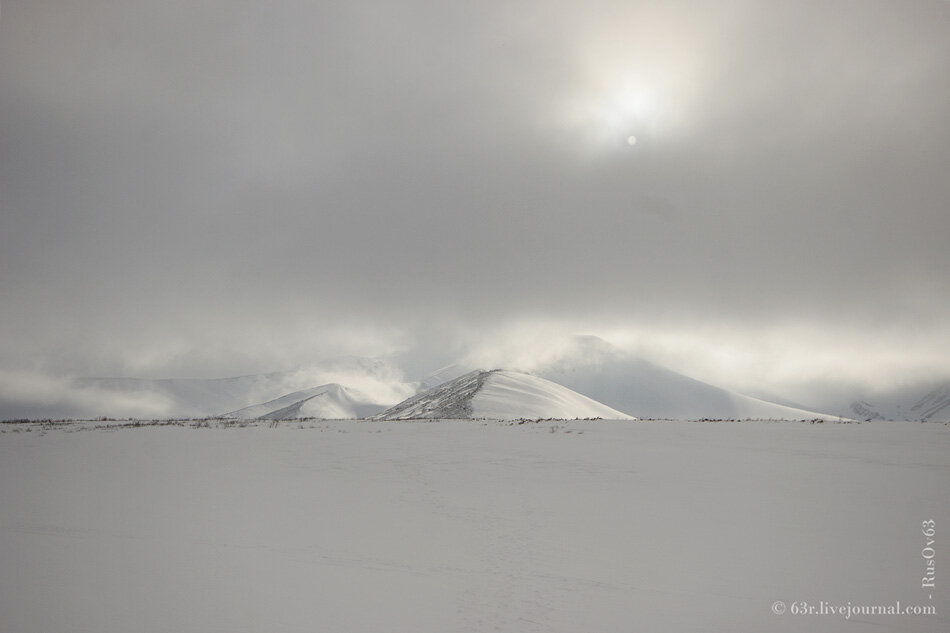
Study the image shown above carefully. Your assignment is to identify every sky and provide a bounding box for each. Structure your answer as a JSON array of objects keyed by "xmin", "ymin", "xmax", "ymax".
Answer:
[{"xmin": 1, "ymin": 0, "xmax": 948, "ymax": 411}]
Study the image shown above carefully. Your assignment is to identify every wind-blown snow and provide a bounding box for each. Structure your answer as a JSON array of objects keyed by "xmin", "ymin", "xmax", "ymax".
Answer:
[
  {"xmin": 376, "ymin": 370, "xmax": 635, "ymax": 420},
  {"xmin": 221, "ymin": 383, "xmax": 386, "ymax": 420},
  {"xmin": 45, "ymin": 357, "xmax": 415, "ymax": 419}
]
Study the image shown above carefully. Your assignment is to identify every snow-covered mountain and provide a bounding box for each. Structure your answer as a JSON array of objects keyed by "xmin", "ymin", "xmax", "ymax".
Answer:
[
  {"xmin": 375, "ymin": 369, "xmax": 635, "ymax": 420},
  {"xmin": 221, "ymin": 383, "xmax": 387, "ymax": 420},
  {"xmin": 845, "ymin": 382, "xmax": 950, "ymax": 421},
  {"xmin": 4, "ymin": 340, "xmax": 881, "ymax": 421},
  {"xmin": 418, "ymin": 363, "xmax": 469, "ymax": 391},
  {"xmin": 426, "ymin": 336, "xmax": 841, "ymax": 420},
  {"xmin": 534, "ymin": 336, "xmax": 841, "ymax": 419},
  {"xmin": 60, "ymin": 356, "xmax": 414, "ymax": 419},
  {"xmin": 911, "ymin": 384, "xmax": 950, "ymax": 420}
]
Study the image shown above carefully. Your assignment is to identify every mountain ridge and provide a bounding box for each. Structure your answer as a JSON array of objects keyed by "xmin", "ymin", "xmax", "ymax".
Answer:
[
  {"xmin": 375, "ymin": 369, "xmax": 635, "ymax": 421},
  {"xmin": 222, "ymin": 383, "xmax": 386, "ymax": 420}
]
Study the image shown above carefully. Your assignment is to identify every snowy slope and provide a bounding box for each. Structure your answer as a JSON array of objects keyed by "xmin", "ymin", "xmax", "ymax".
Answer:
[
  {"xmin": 911, "ymin": 384, "xmax": 950, "ymax": 419},
  {"xmin": 221, "ymin": 383, "xmax": 386, "ymax": 420},
  {"xmin": 534, "ymin": 336, "xmax": 841, "ymax": 419},
  {"xmin": 418, "ymin": 336, "xmax": 840, "ymax": 420},
  {"xmin": 845, "ymin": 381, "xmax": 950, "ymax": 421},
  {"xmin": 376, "ymin": 369, "xmax": 635, "ymax": 420}
]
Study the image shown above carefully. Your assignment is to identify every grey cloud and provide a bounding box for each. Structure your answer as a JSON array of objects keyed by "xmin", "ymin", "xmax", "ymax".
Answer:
[{"xmin": 0, "ymin": 0, "xmax": 947, "ymax": 393}]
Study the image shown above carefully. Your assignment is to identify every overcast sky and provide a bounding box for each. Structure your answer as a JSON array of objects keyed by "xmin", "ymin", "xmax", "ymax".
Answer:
[{"xmin": 1, "ymin": 0, "xmax": 948, "ymax": 399}]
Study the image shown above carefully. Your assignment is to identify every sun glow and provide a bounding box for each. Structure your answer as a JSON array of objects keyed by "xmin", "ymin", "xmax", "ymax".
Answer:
[
  {"xmin": 598, "ymin": 85, "xmax": 659, "ymax": 137},
  {"xmin": 546, "ymin": 8, "xmax": 711, "ymax": 157},
  {"xmin": 559, "ymin": 82, "xmax": 665, "ymax": 153}
]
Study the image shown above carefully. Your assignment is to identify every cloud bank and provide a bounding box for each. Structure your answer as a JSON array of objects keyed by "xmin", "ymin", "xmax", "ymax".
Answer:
[{"xmin": 1, "ymin": 0, "xmax": 947, "ymax": 413}]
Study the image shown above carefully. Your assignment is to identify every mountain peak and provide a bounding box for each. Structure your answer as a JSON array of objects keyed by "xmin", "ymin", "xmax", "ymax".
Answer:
[{"xmin": 375, "ymin": 369, "xmax": 634, "ymax": 421}]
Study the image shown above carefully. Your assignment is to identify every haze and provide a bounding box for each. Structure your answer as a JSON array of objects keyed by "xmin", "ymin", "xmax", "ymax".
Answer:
[{"xmin": 1, "ymin": 1, "xmax": 948, "ymax": 415}]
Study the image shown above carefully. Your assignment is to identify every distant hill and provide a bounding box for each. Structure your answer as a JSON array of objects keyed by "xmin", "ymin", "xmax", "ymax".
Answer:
[
  {"xmin": 221, "ymin": 383, "xmax": 386, "ymax": 420},
  {"xmin": 420, "ymin": 336, "xmax": 841, "ymax": 420},
  {"xmin": 375, "ymin": 369, "xmax": 635, "ymax": 421},
  {"xmin": 59, "ymin": 356, "xmax": 413, "ymax": 419},
  {"xmin": 845, "ymin": 382, "xmax": 950, "ymax": 421},
  {"xmin": 533, "ymin": 336, "xmax": 840, "ymax": 419}
]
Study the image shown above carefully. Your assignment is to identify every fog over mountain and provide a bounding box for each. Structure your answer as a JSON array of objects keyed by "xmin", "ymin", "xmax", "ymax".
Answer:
[{"xmin": 1, "ymin": 1, "xmax": 948, "ymax": 416}]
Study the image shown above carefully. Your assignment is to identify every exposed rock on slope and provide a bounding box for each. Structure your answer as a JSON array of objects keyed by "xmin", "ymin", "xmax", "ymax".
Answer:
[{"xmin": 375, "ymin": 370, "xmax": 635, "ymax": 421}]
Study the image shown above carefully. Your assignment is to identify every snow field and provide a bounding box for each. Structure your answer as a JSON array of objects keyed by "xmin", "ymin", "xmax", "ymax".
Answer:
[{"xmin": 0, "ymin": 419, "xmax": 947, "ymax": 632}]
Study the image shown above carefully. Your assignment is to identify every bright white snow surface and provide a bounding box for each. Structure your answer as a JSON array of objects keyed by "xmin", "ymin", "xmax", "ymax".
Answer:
[
  {"xmin": 1, "ymin": 419, "xmax": 947, "ymax": 633},
  {"xmin": 474, "ymin": 370, "xmax": 635, "ymax": 420},
  {"xmin": 377, "ymin": 369, "xmax": 635, "ymax": 420}
]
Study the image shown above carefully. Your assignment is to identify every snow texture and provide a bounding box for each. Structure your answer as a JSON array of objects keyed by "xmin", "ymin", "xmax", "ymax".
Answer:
[
  {"xmin": 0, "ymin": 418, "xmax": 946, "ymax": 632},
  {"xmin": 376, "ymin": 369, "xmax": 635, "ymax": 420}
]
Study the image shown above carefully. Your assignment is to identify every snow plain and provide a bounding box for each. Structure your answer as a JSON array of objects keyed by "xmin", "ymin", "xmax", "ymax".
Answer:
[{"xmin": 1, "ymin": 418, "xmax": 947, "ymax": 633}]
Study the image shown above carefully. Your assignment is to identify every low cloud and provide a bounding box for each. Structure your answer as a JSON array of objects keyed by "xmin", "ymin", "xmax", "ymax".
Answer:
[
  {"xmin": 0, "ymin": 370, "xmax": 173, "ymax": 420},
  {"xmin": 1, "ymin": 1, "xmax": 947, "ymax": 414}
]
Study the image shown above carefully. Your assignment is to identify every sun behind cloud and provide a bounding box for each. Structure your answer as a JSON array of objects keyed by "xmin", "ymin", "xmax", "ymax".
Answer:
[{"xmin": 544, "ymin": 5, "xmax": 715, "ymax": 157}]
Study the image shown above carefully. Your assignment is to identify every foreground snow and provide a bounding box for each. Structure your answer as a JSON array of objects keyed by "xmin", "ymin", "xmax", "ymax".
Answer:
[{"xmin": 1, "ymin": 419, "xmax": 947, "ymax": 632}]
